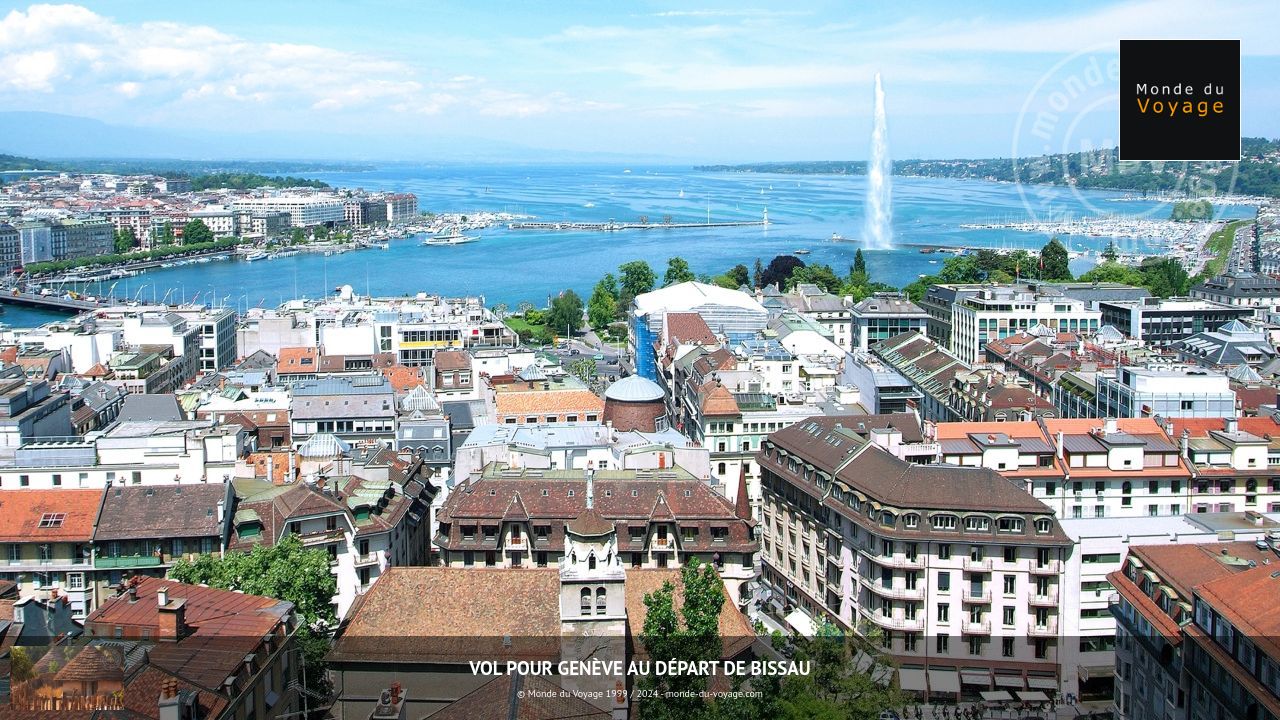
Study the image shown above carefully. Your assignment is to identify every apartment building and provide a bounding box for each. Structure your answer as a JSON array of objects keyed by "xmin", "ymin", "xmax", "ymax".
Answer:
[
  {"xmin": 850, "ymin": 293, "xmax": 929, "ymax": 352},
  {"xmin": 1109, "ymin": 541, "xmax": 1280, "ymax": 720},
  {"xmin": 231, "ymin": 195, "xmax": 345, "ymax": 226},
  {"xmin": 290, "ymin": 375, "xmax": 397, "ymax": 446},
  {"xmin": 773, "ymin": 283, "xmax": 855, "ymax": 351},
  {"xmin": 0, "ymin": 364, "xmax": 74, "ymax": 462},
  {"xmin": 1099, "ymin": 297, "xmax": 1252, "ymax": 346},
  {"xmin": 1092, "ymin": 366, "xmax": 1238, "ymax": 419},
  {"xmin": 384, "ymin": 193, "xmax": 419, "ymax": 223},
  {"xmin": 872, "ymin": 331, "xmax": 970, "ymax": 422},
  {"xmin": 0, "ymin": 222, "xmax": 21, "ymax": 272},
  {"xmin": 950, "ymin": 285, "xmax": 1101, "ymax": 364},
  {"xmin": 433, "ymin": 464, "xmax": 759, "ymax": 605},
  {"xmin": 1169, "ymin": 416, "xmax": 1280, "ymax": 514},
  {"xmin": 0, "ymin": 489, "xmax": 100, "ymax": 617},
  {"xmin": 1191, "ymin": 270, "xmax": 1280, "ymax": 317},
  {"xmin": 759, "ymin": 416, "xmax": 1073, "ymax": 698}
]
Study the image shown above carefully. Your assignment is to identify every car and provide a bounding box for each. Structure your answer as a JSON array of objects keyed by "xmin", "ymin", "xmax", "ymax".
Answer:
[
  {"xmin": 593, "ymin": 353, "xmax": 604, "ymax": 360},
  {"xmin": 877, "ymin": 712, "xmax": 902, "ymax": 720},
  {"xmin": 569, "ymin": 349, "xmax": 580, "ymax": 355}
]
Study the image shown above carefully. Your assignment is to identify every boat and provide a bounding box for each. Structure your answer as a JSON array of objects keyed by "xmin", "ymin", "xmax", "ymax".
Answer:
[
  {"xmin": 831, "ymin": 233, "xmax": 846, "ymax": 241},
  {"xmin": 243, "ymin": 250, "xmax": 268, "ymax": 262},
  {"xmin": 794, "ymin": 249, "xmax": 811, "ymax": 255},
  {"xmin": 583, "ymin": 202, "xmax": 596, "ymax": 208},
  {"xmin": 424, "ymin": 229, "xmax": 479, "ymax": 246},
  {"xmin": 920, "ymin": 248, "xmax": 937, "ymax": 254}
]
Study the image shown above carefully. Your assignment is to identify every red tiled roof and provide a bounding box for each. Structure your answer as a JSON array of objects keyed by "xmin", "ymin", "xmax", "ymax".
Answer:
[
  {"xmin": 665, "ymin": 312, "xmax": 718, "ymax": 346},
  {"xmin": 276, "ymin": 347, "xmax": 317, "ymax": 374},
  {"xmin": 1169, "ymin": 416, "xmax": 1280, "ymax": 438},
  {"xmin": 0, "ymin": 489, "xmax": 101, "ymax": 542},
  {"xmin": 380, "ymin": 365, "xmax": 424, "ymax": 393},
  {"xmin": 433, "ymin": 349, "xmax": 472, "ymax": 371}
]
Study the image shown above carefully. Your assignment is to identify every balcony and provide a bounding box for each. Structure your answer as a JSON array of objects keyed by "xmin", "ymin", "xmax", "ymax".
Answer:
[
  {"xmin": 506, "ymin": 536, "xmax": 526, "ymax": 550},
  {"xmin": 1029, "ymin": 560, "xmax": 1062, "ymax": 575},
  {"xmin": 1028, "ymin": 618, "xmax": 1059, "ymax": 636},
  {"xmin": 961, "ymin": 619, "xmax": 992, "ymax": 634},
  {"xmin": 861, "ymin": 548, "xmax": 924, "ymax": 569},
  {"xmin": 1029, "ymin": 592, "xmax": 1059, "ymax": 607},
  {"xmin": 299, "ymin": 529, "xmax": 345, "ymax": 547},
  {"xmin": 353, "ymin": 552, "xmax": 381, "ymax": 567},
  {"xmin": 864, "ymin": 579, "xmax": 925, "ymax": 601},
  {"xmin": 868, "ymin": 613, "xmax": 924, "ymax": 631},
  {"xmin": 963, "ymin": 557, "xmax": 993, "ymax": 571},
  {"xmin": 963, "ymin": 588, "xmax": 992, "ymax": 603},
  {"xmin": 651, "ymin": 537, "xmax": 675, "ymax": 552},
  {"xmin": 6, "ymin": 558, "xmax": 93, "ymax": 570},
  {"xmin": 96, "ymin": 555, "xmax": 164, "ymax": 569}
]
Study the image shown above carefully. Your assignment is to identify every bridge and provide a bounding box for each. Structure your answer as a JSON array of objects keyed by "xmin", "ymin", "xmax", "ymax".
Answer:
[{"xmin": 0, "ymin": 289, "xmax": 105, "ymax": 313}]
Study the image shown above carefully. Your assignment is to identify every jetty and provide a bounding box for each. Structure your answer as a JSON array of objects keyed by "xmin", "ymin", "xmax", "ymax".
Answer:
[
  {"xmin": 508, "ymin": 211, "xmax": 770, "ymax": 233},
  {"xmin": 0, "ymin": 289, "xmax": 106, "ymax": 312}
]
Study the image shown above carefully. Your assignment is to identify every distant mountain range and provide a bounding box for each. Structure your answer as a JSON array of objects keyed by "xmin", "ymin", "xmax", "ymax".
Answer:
[
  {"xmin": 0, "ymin": 111, "xmax": 676, "ymax": 166},
  {"xmin": 696, "ymin": 138, "xmax": 1280, "ymax": 197}
]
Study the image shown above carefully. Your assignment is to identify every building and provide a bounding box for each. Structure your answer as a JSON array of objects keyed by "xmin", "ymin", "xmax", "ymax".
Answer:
[
  {"xmin": 0, "ymin": 222, "xmax": 21, "ymax": 272},
  {"xmin": 1169, "ymin": 416, "xmax": 1280, "ymax": 514},
  {"xmin": 242, "ymin": 210, "xmax": 291, "ymax": 239},
  {"xmin": 431, "ymin": 349, "xmax": 474, "ymax": 398},
  {"xmin": 488, "ymin": 369, "xmax": 604, "ymax": 426},
  {"xmin": 1093, "ymin": 365, "xmax": 1238, "ymax": 419},
  {"xmin": 434, "ymin": 463, "xmax": 758, "ymax": 605},
  {"xmin": 774, "ymin": 284, "xmax": 855, "ymax": 351},
  {"xmin": 228, "ymin": 443, "xmax": 435, "ymax": 618},
  {"xmin": 950, "ymin": 285, "xmax": 1101, "ymax": 364},
  {"xmin": 290, "ymin": 376, "xmax": 397, "ymax": 446},
  {"xmin": 328, "ymin": 561, "xmax": 755, "ymax": 720},
  {"xmin": 15, "ymin": 217, "xmax": 113, "ymax": 264},
  {"xmin": 384, "ymin": 193, "xmax": 418, "ymax": 223},
  {"xmin": 839, "ymin": 351, "xmax": 924, "ymax": 415},
  {"xmin": 71, "ymin": 577, "xmax": 301, "ymax": 720},
  {"xmin": 758, "ymin": 416, "xmax": 1074, "ymax": 698},
  {"xmin": 850, "ymin": 293, "xmax": 929, "ymax": 352},
  {"xmin": 1191, "ymin": 270, "xmax": 1280, "ymax": 317},
  {"xmin": 94, "ymin": 206, "xmax": 154, "ymax": 246},
  {"xmin": 0, "ymin": 488, "xmax": 100, "ymax": 617},
  {"xmin": 630, "ymin": 282, "xmax": 769, "ymax": 381},
  {"xmin": 602, "ymin": 375, "xmax": 667, "ymax": 432},
  {"xmin": 187, "ymin": 207, "xmax": 239, "ymax": 238},
  {"xmin": 1174, "ymin": 319, "xmax": 1279, "ymax": 371},
  {"xmin": 230, "ymin": 195, "xmax": 345, "ymax": 227},
  {"xmin": 91, "ymin": 483, "xmax": 230, "ymax": 606},
  {"xmin": 0, "ymin": 365, "xmax": 74, "ymax": 463},
  {"xmin": 1098, "ymin": 297, "xmax": 1252, "ymax": 346},
  {"xmin": 1108, "ymin": 541, "xmax": 1280, "ymax": 720},
  {"xmin": 871, "ymin": 331, "xmax": 970, "ymax": 422}
]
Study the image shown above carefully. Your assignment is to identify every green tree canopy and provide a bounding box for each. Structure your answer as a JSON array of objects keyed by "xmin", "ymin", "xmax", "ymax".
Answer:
[
  {"xmin": 619, "ymin": 260, "xmax": 657, "ymax": 298},
  {"xmin": 759, "ymin": 255, "xmax": 806, "ymax": 290},
  {"xmin": 546, "ymin": 289, "xmax": 585, "ymax": 336},
  {"xmin": 789, "ymin": 262, "xmax": 842, "ymax": 293},
  {"xmin": 664, "ymin": 257, "xmax": 696, "ymax": 286},
  {"xmin": 113, "ymin": 228, "xmax": 137, "ymax": 254},
  {"xmin": 1039, "ymin": 238, "xmax": 1072, "ymax": 281},
  {"xmin": 181, "ymin": 218, "xmax": 214, "ymax": 246},
  {"xmin": 637, "ymin": 559, "xmax": 725, "ymax": 720},
  {"xmin": 588, "ymin": 275, "xmax": 620, "ymax": 329},
  {"xmin": 853, "ymin": 249, "xmax": 867, "ymax": 276},
  {"xmin": 726, "ymin": 263, "xmax": 750, "ymax": 288}
]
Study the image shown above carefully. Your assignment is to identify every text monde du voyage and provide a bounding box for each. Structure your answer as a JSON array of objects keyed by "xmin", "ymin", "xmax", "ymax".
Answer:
[{"xmin": 1134, "ymin": 82, "xmax": 1228, "ymax": 118}]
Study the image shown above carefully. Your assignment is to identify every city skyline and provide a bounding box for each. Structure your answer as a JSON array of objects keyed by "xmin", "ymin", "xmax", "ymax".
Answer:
[{"xmin": 1, "ymin": 0, "xmax": 1278, "ymax": 162}]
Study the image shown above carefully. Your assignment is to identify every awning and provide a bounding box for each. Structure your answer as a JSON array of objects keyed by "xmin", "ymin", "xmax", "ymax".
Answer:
[
  {"xmin": 1017, "ymin": 690, "xmax": 1050, "ymax": 702},
  {"xmin": 928, "ymin": 668, "xmax": 961, "ymax": 694},
  {"xmin": 898, "ymin": 667, "xmax": 928, "ymax": 692},
  {"xmin": 994, "ymin": 674, "xmax": 1023, "ymax": 688},
  {"xmin": 1026, "ymin": 677, "xmax": 1059, "ymax": 690},
  {"xmin": 980, "ymin": 690, "xmax": 1013, "ymax": 702},
  {"xmin": 960, "ymin": 669, "xmax": 990, "ymax": 685},
  {"xmin": 784, "ymin": 609, "xmax": 816, "ymax": 638}
]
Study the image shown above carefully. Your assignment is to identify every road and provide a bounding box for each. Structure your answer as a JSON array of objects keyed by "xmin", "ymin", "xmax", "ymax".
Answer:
[{"xmin": 545, "ymin": 335, "xmax": 626, "ymax": 383}]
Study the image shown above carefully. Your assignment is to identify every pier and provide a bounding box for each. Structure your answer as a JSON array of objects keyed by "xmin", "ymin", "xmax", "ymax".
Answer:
[{"xmin": 508, "ymin": 213, "xmax": 769, "ymax": 233}]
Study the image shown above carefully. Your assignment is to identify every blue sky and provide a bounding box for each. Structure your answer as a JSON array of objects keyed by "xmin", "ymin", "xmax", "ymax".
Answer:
[{"xmin": 0, "ymin": 1, "xmax": 1277, "ymax": 161}]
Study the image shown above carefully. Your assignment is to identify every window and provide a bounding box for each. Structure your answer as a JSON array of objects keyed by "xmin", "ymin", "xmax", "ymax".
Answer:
[
  {"xmin": 996, "ymin": 517, "xmax": 1024, "ymax": 533},
  {"xmin": 1003, "ymin": 607, "xmax": 1015, "ymax": 626},
  {"xmin": 51, "ymin": 474, "xmax": 61, "ymax": 487},
  {"xmin": 937, "ymin": 572, "xmax": 950, "ymax": 592},
  {"xmin": 37, "ymin": 513, "xmax": 65, "ymax": 529},
  {"xmin": 1003, "ymin": 546, "xmax": 1017, "ymax": 563},
  {"xmin": 595, "ymin": 588, "xmax": 607, "ymax": 615},
  {"xmin": 938, "ymin": 544, "xmax": 951, "ymax": 560},
  {"xmin": 580, "ymin": 588, "xmax": 592, "ymax": 616},
  {"xmin": 1002, "ymin": 637, "xmax": 1015, "ymax": 657},
  {"xmin": 936, "ymin": 635, "xmax": 949, "ymax": 654},
  {"xmin": 19, "ymin": 475, "xmax": 29, "ymax": 487},
  {"xmin": 485, "ymin": 551, "xmax": 496, "ymax": 567},
  {"xmin": 1002, "ymin": 575, "xmax": 1016, "ymax": 595}
]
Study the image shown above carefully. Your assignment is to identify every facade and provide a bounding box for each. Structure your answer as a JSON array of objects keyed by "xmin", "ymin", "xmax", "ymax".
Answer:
[
  {"xmin": 187, "ymin": 207, "xmax": 240, "ymax": 237},
  {"xmin": 851, "ymin": 293, "xmax": 929, "ymax": 352},
  {"xmin": 1191, "ymin": 270, "xmax": 1280, "ymax": 317},
  {"xmin": 631, "ymin": 282, "xmax": 769, "ymax": 381},
  {"xmin": 775, "ymin": 284, "xmax": 855, "ymax": 351},
  {"xmin": 16, "ymin": 217, "xmax": 113, "ymax": 264},
  {"xmin": 872, "ymin": 330, "xmax": 970, "ymax": 422},
  {"xmin": 1108, "ymin": 541, "xmax": 1280, "ymax": 720},
  {"xmin": 0, "ymin": 488, "xmax": 100, "ymax": 617},
  {"xmin": 290, "ymin": 375, "xmax": 397, "ymax": 445},
  {"xmin": 433, "ymin": 464, "xmax": 758, "ymax": 606},
  {"xmin": 759, "ymin": 416, "xmax": 1074, "ymax": 698},
  {"xmin": 1094, "ymin": 366, "xmax": 1238, "ymax": 419},
  {"xmin": 384, "ymin": 193, "xmax": 419, "ymax": 223},
  {"xmin": 1098, "ymin": 297, "xmax": 1252, "ymax": 346},
  {"xmin": 230, "ymin": 195, "xmax": 345, "ymax": 227},
  {"xmin": 1170, "ymin": 416, "xmax": 1280, "ymax": 515},
  {"xmin": 1174, "ymin": 319, "xmax": 1278, "ymax": 371},
  {"xmin": 0, "ymin": 365, "xmax": 74, "ymax": 463},
  {"xmin": 0, "ymin": 222, "xmax": 20, "ymax": 272},
  {"xmin": 951, "ymin": 285, "xmax": 1101, "ymax": 364}
]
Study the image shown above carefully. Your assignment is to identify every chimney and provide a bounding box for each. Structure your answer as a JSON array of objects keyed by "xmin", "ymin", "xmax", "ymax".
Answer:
[
  {"xmin": 370, "ymin": 683, "xmax": 408, "ymax": 720},
  {"xmin": 585, "ymin": 463, "xmax": 595, "ymax": 509},
  {"xmin": 128, "ymin": 585, "xmax": 138, "ymax": 603},
  {"xmin": 158, "ymin": 593, "xmax": 187, "ymax": 642},
  {"xmin": 1103, "ymin": 417, "xmax": 1118, "ymax": 435},
  {"xmin": 157, "ymin": 586, "xmax": 168, "ymax": 607},
  {"xmin": 1055, "ymin": 430, "xmax": 1064, "ymax": 460},
  {"xmin": 1225, "ymin": 417, "xmax": 1239, "ymax": 434},
  {"xmin": 216, "ymin": 498, "xmax": 225, "ymax": 524},
  {"xmin": 1180, "ymin": 429, "xmax": 1190, "ymax": 459}
]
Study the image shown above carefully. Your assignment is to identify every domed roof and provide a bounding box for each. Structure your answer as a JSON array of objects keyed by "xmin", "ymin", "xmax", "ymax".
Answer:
[
  {"xmin": 604, "ymin": 375, "xmax": 664, "ymax": 403},
  {"xmin": 298, "ymin": 433, "xmax": 351, "ymax": 459}
]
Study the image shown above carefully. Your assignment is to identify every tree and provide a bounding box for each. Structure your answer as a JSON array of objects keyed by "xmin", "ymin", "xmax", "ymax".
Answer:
[
  {"xmin": 1102, "ymin": 240, "xmax": 1119, "ymax": 262},
  {"xmin": 619, "ymin": 260, "xmax": 657, "ymax": 298},
  {"xmin": 8, "ymin": 646, "xmax": 33, "ymax": 682},
  {"xmin": 546, "ymin": 289, "xmax": 585, "ymax": 336},
  {"xmin": 1039, "ymin": 238, "xmax": 1072, "ymax": 281},
  {"xmin": 758, "ymin": 255, "xmax": 806, "ymax": 290},
  {"xmin": 637, "ymin": 559, "xmax": 725, "ymax": 720},
  {"xmin": 752, "ymin": 258, "xmax": 764, "ymax": 288},
  {"xmin": 588, "ymin": 276, "xmax": 619, "ymax": 329},
  {"xmin": 789, "ymin": 262, "xmax": 842, "ymax": 293},
  {"xmin": 182, "ymin": 219, "xmax": 214, "ymax": 246},
  {"xmin": 726, "ymin": 264, "xmax": 750, "ymax": 288},
  {"xmin": 769, "ymin": 623, "xmax": 908, "ymax": 719},
  {"xmin": 1140, "ymin": 257, "xmax": 1191, "ymax": 297},
  {"xmin": 290, "ymin": 227, "xmax": 306, "ymax": 245},
  {"xmin": 853, "ymin": 249, "xmax": 867, "ymax": 276},
  {"xmin": 313, "ymin": 225, "xmax": 330, "ymax": 241},
  {"xmin": 169, "ymin": 534, "xmax": 337, "ymax": 703},
  {"xmin": 664, "ymin": 256, "xmax": 696, "ymax": 286},
  {"xmin": 113, "ymin": 228, "xmax": 137, "ymax": 254},
  {"xmin": 492, "ymin": 302, "xmax": 509, "ymax": 319},
  {"xmin": 1078, "ymin": 261, "xmax": 1143, "ymax": 285},
  {"xmin": 567, "ymin": 357, "xmax": 597, "ymax": 385},
  {"xmin": 158, "ymin": 222, "xmax": 176, "ymax": 247}
]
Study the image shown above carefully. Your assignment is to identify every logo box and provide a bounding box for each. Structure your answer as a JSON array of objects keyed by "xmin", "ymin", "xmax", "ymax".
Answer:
[{"xmin": 1119, "ymin": 39, "xmax": 1240, "ymax": 162}]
